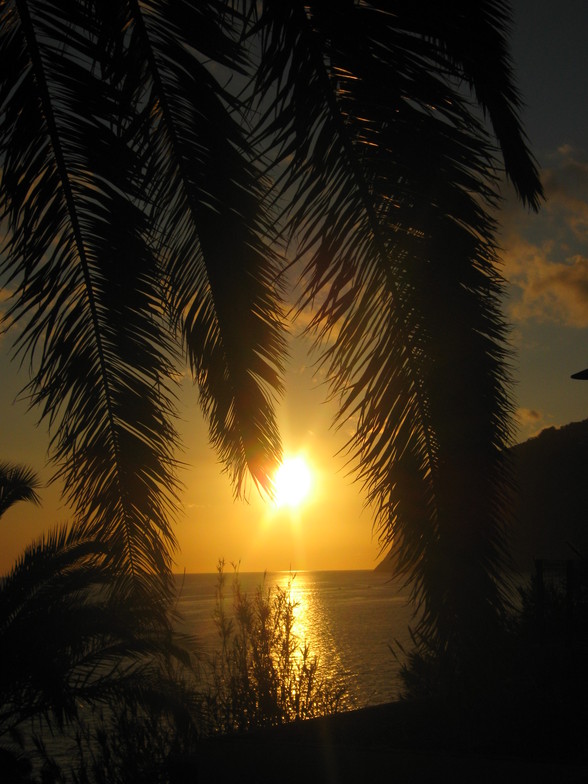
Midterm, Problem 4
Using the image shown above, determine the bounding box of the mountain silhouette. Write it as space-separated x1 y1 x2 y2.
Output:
377 419 588 575
508 419 588 571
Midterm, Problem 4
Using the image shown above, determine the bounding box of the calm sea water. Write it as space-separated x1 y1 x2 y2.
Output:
174 569 414 709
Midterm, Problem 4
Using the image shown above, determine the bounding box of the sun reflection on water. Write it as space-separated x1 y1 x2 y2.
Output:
274 571 352 701
175 571 412 708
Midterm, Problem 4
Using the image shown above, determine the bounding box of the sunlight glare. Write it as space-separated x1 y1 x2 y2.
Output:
273 456 313 509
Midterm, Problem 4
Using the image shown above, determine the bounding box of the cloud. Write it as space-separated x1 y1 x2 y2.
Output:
506 247 588 327
515 407 552 442
516 407 543 428
542 154 588 242
500 146 588 328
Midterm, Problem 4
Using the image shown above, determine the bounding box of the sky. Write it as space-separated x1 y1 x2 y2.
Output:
2 0 588 575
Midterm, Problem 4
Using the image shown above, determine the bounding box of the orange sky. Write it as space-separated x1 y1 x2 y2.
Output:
173 330 382 573
0 329 383 575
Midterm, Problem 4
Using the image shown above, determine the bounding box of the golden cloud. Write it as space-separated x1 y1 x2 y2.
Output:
515 407 552 442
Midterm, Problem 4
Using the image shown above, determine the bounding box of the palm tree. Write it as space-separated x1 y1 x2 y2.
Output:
0 464 200 777
0 2 543 661
250 0 543 665
0 523 201 777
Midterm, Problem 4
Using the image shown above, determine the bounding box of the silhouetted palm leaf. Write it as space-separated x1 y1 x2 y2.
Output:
251 0 543 656
0 1 286 594
0 524 198 744
124 0 286 494
0 462 41 519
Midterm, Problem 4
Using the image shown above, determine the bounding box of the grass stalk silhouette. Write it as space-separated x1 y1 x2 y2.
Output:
201 560 348 734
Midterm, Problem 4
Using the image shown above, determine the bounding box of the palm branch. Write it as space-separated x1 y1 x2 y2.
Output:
0 462 41 519
0 0 545 665
251 0 543 656
0 1 286 593
0 523 198 741
125 0 286 494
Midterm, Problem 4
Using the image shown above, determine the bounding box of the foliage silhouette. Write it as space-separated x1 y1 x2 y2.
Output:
396 572 588 755
201 561 347 734
0 2 542 661
62 681 201 784
251 1 543 662
0 461 41 518
0 475 201 781
0 0 286 599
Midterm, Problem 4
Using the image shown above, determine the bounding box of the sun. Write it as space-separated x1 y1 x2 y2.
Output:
272 456 313 509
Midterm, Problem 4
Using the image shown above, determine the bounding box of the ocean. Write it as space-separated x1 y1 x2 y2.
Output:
174 569 415 709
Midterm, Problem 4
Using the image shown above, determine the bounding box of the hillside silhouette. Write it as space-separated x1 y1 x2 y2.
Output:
378 419 588 575
508 419 588 571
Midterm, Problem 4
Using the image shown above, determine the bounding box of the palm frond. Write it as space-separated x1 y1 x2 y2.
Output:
123 0 287 494
1 1 231 592
0 524 198 739
379 0 543 209
0 0 542 664
0 461 41 518
253 0 541 653
1 3 287 603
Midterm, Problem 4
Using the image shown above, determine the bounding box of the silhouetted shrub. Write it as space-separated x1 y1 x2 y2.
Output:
201 561 347 734
66 697 199 784
395 572 588 754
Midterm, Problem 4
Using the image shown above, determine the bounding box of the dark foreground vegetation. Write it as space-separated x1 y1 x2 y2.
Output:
3 556 588 783
197 571 588 784
0 555 348 782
